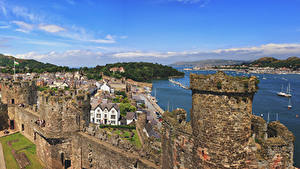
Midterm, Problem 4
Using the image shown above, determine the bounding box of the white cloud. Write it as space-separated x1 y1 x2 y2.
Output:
25 40 70 47
88 34 116 44
15 28 31 33
12 6 43 22
11 21 34 33
213 43 300 56
120 35 128 39
89 39 116 44
39 24 65 33
16 50 102 60
16 51 46 60
112 51 177 58
0 25 10 29
15 50 104 67
13 43 300 67
169 0 210 6
0 2 7 16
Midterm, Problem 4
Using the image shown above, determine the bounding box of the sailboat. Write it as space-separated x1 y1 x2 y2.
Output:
277 85 285 96
286 83 292 97
277 83 292 97
288 98 292 110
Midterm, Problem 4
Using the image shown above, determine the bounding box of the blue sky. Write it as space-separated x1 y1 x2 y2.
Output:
1 0 300 67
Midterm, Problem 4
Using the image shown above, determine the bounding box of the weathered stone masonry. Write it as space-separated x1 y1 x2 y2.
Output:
162 71 295 169
190 71 258 168
0 80 159 169
0 71 295 169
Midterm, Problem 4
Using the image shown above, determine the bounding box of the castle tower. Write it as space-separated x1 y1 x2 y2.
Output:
0 80 37 130
1 80 37 106
190 71 258 168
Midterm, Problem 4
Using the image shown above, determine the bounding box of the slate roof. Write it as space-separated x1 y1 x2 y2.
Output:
126 112 137 120
92 102 120 111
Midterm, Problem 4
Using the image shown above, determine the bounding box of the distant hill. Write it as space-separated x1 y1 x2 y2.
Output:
245 56 300 69
0 54 69 73
84 62 185 82
171 59 247 67
0 54 184 82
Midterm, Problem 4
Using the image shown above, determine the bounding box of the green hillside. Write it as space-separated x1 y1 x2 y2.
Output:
0 54 71 73
0 54 184 82
81 62 185 82
246 57 300 69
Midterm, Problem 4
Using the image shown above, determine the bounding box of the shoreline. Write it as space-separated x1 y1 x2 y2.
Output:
185 68 300 75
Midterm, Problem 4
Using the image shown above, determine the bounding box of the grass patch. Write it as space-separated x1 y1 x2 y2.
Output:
102 128 142 149
0 132 43 169
130 130 142 149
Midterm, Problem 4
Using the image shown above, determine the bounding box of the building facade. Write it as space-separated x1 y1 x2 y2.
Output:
90 103 120 125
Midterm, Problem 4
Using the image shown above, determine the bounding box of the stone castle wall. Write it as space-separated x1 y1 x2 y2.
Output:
1 74 295 169
0 80 158 169
1 81 37 105
252 116 295 168
161 109 194 169
71 132 158 169
162 71 295 169
190 71 258 168
0 103 8 130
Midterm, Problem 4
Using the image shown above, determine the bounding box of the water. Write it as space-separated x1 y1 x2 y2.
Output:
152 68 300 167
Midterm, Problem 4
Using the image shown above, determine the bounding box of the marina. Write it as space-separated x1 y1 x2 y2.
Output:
152 68 300 167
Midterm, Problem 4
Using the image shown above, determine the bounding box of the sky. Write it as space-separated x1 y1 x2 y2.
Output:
1 0 300 67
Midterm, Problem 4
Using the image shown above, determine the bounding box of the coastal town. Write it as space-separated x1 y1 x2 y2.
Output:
0 66 164 133
0 65 167 168
189 65 300 74
0 67 297 169
1 0 300 168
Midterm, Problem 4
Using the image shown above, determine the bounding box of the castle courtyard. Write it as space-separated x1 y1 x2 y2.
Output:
0 132 43 169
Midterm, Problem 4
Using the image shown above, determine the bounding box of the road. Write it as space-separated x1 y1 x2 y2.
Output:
139 94 163 128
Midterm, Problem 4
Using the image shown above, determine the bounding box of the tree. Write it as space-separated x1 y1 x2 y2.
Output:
119 103 136 117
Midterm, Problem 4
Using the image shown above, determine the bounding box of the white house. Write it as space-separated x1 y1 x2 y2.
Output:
49 81 69 89
126 112 137 125
100 82 111 93
90 103 120 125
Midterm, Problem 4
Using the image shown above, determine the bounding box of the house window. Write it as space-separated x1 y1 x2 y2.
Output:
97 109 100 113
96 114 101 118
104 114 107 118
11 99 15 104
111 121 115 124
111 110 115 114
111 115 116 119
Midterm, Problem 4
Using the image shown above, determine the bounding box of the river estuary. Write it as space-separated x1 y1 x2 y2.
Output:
152 68 300 167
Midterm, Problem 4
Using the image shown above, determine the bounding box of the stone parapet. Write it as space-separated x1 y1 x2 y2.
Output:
190 71 258 94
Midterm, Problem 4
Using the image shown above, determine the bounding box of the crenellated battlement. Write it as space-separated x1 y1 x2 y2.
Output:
38 89 90 106
190 71 259 94
1 80 37 105
162 71 295 169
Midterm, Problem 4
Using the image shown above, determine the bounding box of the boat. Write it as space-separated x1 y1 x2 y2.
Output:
288 98 292 110
277 83 292 97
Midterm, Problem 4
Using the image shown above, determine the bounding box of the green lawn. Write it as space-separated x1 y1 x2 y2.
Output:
105 128 142 149
0 132 43 169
